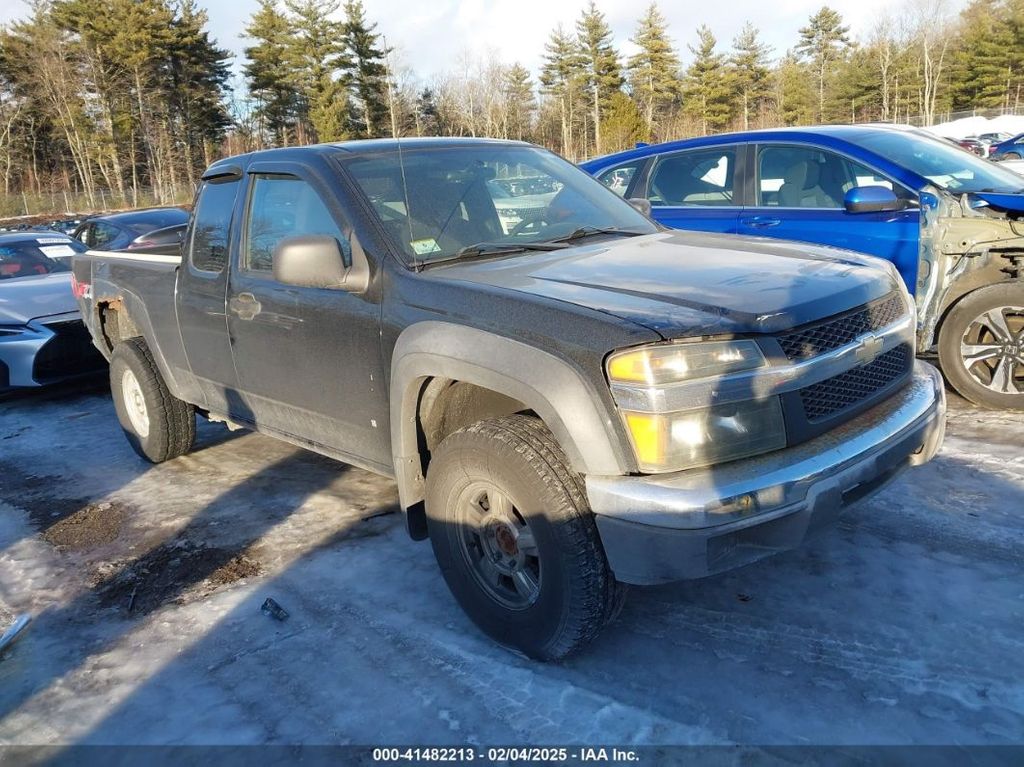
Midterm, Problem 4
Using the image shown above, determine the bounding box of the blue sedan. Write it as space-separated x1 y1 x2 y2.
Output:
988 133 1024 161
581 125 1024 409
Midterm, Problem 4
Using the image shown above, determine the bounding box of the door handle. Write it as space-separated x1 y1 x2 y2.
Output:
742 216 781 228
229 292 262 321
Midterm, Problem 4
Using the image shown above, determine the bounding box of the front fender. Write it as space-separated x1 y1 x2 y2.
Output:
389 321 631 511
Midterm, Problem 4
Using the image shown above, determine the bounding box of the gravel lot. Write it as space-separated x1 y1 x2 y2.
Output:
1 374 1022 746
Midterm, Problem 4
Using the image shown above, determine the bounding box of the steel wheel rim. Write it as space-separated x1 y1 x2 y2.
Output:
455 481 541 610
960 304 1024 394
121 368 150 438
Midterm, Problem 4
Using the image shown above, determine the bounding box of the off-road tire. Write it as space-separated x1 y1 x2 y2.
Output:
938 283 1024 410
110 338 196 462
425 415 626 661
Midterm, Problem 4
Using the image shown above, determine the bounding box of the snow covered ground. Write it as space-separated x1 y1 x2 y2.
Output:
1 375 1022 746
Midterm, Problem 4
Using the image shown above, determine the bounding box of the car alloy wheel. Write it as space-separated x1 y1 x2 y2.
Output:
959 304 1024 394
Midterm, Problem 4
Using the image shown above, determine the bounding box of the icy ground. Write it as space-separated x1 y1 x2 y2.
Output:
0 376 1022 746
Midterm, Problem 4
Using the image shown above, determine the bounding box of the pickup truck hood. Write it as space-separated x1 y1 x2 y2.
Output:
0 272 77 325
435 231 896 338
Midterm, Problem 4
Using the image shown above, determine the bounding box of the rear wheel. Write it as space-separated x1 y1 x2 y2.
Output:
425 415 625 660
938 283 1024 410
110 338 196 462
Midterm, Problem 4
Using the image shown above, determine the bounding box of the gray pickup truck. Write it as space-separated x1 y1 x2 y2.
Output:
73 138 946 659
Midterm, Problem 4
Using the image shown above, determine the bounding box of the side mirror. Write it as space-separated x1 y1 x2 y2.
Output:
272 234 370 292
627 197 653 217
844 186 902 214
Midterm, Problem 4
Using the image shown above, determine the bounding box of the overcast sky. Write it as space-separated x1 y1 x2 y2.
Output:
1 0 970 89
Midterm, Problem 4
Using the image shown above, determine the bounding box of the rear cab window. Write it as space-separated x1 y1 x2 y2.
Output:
190 179 239 273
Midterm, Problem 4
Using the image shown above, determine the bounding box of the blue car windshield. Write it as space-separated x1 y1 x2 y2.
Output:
343 144 657 264
0 238 81 280
854 130 1024 194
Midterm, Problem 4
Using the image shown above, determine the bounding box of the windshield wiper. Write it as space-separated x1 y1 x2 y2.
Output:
549 226 648 244
452 241 568 259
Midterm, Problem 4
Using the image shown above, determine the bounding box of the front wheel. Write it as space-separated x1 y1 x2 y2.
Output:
938 283 1024 409
425 415 625 660
110 338 196 462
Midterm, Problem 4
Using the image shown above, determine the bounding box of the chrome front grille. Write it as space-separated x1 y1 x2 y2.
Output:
778 293 905 362
799 345 912 422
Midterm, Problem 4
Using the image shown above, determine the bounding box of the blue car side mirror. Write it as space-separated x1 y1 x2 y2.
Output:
844 186 902 214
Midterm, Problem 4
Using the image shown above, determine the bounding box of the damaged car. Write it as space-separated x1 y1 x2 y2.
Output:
582 125 1024 409
0 232 107 391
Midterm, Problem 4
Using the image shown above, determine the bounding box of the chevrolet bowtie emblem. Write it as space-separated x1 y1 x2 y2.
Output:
855 334 884 364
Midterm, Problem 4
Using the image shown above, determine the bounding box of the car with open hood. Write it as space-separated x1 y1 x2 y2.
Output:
582 125 1024 409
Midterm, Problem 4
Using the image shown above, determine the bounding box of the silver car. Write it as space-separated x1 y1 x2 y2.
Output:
0 232 106 391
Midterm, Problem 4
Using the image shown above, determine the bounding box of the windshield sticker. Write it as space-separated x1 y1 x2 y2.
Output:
36 237 72 245
39 244 77 258
410 238 442 256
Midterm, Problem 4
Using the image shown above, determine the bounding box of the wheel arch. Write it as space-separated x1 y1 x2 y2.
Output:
390 322 631 536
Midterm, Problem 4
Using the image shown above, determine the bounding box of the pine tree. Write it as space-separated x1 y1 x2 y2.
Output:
683 25 732 134
503 63 535 141
343 0 389 138
575 1 621 156
244 0 299 146
169 0 231 179
540 25 586 159
729 23 772 130
796 6 851 121
284 0 350 143
415 87 439 136
600 91 649 153
950 0 1017 109
627 3 681 130
775 51 815 125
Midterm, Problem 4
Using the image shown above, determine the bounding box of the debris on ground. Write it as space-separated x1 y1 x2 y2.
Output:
39 501 127 550
94 542 262 616
260 598 289 622
0 615 32 655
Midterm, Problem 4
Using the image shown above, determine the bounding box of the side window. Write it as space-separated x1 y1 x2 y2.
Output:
190 179 239 273
92 222 120 248
244 175 350 274
647 149 737 207
597 162 641 197
758 145 903 209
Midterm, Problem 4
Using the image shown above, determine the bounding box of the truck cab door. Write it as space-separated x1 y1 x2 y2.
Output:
176 172 244 414
226 162 390 471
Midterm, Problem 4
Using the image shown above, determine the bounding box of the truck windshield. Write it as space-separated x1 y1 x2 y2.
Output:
0 238 80 280
854 130 1024 194
342 144 657 264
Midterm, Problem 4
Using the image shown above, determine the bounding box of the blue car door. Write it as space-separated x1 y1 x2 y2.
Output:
641 145 742 233
739 143 921 293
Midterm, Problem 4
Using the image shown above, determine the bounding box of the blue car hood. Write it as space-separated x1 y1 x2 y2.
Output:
971 192 1024 214
0 272 78 325
435 231 898 338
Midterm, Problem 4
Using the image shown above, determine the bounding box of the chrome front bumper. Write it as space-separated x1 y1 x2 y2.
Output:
587 362 946 584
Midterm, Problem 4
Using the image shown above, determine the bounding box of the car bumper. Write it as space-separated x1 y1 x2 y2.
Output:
0 312 106 390
586 362 946 585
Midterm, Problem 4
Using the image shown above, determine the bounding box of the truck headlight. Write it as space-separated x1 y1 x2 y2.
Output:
621 398 786 473
608 340 786 473
607 339 766 385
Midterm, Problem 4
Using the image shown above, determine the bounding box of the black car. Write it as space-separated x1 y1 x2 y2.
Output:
73 207 189 251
